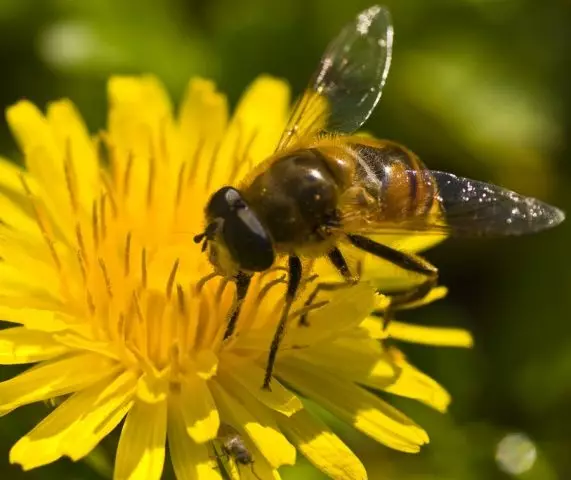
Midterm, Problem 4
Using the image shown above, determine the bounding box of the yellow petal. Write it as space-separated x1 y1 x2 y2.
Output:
0 194 38 236
0 256 61 296
380 350 451 413
54 333 120 361
245 453 282 480
0 156 33 191
179 77 228 143
110 75 171 116
388 321 474 347
0 353 117 413
277 408 366 480
0 266 78 330
373 286 448 313
168 395 222 480
294 284 376 343
0 163 41 235
280 357 428 453
0 306 72 332
210 381 296 468
10 390 86 469
214 76 290 189
178 78 228 193
358 316 389 340
320 244 433 291
0 229 58 274
107 75 172 162
7 101 55 156
220 356 302 417
178 374 220 443
368 232 447 254
195 349 219 380
225 459 241 480
136 371 169 404
0 290 62 311
114 397 167 480
62 370 137 460
245 283 375 355
46 99 99 212
6 101 74 239
0 161 43 240
302 335 449 414
0 327 70 364
396 286 448 310
294 337 395 382
107 75 174 218
9 371 134 469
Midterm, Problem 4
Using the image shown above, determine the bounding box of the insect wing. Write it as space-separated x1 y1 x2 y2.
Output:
343 167 565 237
277 5 393 150
429 171 565 236
217 422 240 440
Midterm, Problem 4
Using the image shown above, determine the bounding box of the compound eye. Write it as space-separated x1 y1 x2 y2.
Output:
204 187 274 273
222 207 275 272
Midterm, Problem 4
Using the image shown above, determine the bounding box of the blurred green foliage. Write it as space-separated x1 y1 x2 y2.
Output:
0 0 570 478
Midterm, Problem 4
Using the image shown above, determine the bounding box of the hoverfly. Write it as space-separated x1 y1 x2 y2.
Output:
195 5 565 389
213 423 262 480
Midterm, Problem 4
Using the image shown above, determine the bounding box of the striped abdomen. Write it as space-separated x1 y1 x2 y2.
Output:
349 140 437 224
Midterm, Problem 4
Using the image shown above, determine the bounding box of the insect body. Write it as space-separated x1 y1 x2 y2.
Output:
195 5 565 389
215 423 261 480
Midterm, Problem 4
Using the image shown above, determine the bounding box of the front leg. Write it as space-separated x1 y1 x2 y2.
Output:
223 271 252 340
263 256 302 390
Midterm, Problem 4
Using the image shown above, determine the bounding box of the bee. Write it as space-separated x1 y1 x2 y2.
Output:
214 423 262 480
194 5 565 389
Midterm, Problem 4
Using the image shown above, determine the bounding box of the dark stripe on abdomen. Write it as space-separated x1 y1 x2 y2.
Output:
406 168 419 216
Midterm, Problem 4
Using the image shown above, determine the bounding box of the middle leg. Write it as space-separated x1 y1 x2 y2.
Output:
346 233 438 328
298 247 361 326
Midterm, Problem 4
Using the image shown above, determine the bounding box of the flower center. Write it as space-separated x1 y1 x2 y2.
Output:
20 126 329 385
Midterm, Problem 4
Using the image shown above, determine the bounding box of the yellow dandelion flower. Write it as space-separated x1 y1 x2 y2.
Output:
0 75 471 480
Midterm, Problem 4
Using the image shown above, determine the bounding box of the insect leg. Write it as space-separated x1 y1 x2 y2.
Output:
346 234 438 328
250 463 263 480
298 247 359 326
347 234 436 276
223 271 252 340
378 278 437 328
209 442 227 473
263 256 302 390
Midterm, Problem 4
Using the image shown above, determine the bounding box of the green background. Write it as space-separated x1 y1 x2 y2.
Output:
0 0 569 478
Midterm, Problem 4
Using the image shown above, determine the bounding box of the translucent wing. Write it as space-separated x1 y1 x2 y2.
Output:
217 422 240 440
277 5 393 151
340 142 565 237
427 171 565 236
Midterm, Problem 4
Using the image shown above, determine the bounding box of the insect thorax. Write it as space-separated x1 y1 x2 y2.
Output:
242 148 348 254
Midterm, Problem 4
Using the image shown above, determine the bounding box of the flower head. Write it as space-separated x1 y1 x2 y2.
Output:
0 75 471 479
